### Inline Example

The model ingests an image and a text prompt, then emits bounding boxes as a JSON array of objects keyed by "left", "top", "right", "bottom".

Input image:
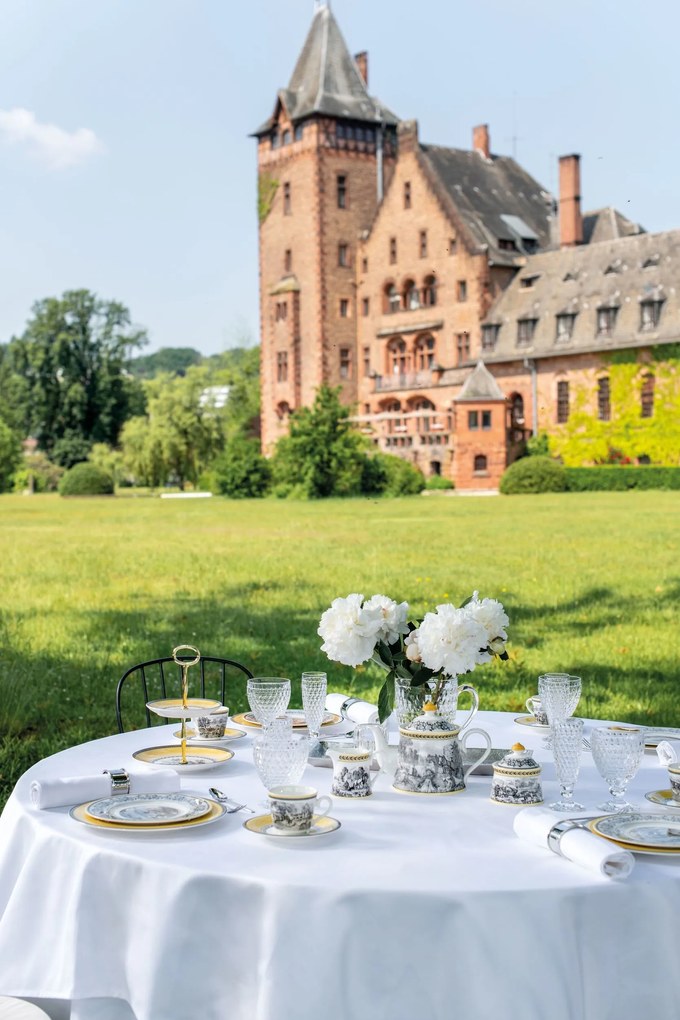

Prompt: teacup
[
  {"left": 268, "top": 785, "right": 332, "bottom": 833},
  {"left": 525, "top": 696, "right": 548, "bottom": 726},
  {"left": 668, "top": 764, "right": 680, "bottom": 802},
  {"left": 195, "top": 710, "right": 229, "bottom": 739}
]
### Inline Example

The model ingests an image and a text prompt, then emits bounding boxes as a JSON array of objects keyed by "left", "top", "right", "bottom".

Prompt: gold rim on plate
[
  {"left": 513, "top": 715, "right": 550, "bottom": 730},
  {"left": 70, "top": 798, "right": 227, "bottom": 832},
  {"left": 231, "top": 710, "right": 342, "bottom": 729},
  {"left": 243, "top": 813, "right": 341, "bottom": 837},
  {"left": 587, "top": 813, "right": 680, "bottom": 854},
  {"left": 172, "top": 727, "right": 246, "bottom": 742},
  {"left": 132, "top": 744, "right": 234, "bottom": 769}
]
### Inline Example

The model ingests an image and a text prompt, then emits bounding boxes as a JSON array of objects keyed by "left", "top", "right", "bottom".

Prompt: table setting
[{"left": 1, "top": 595, "right": 680, "bottom": 1020}]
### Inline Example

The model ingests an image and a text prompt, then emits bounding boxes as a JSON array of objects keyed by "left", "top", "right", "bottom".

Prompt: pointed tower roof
[
  {"left": 455, "top": 361, "right": 507, "bottom": 402},
  {"left": 253, "top": 5, "right": 398, "bottom": 134}
]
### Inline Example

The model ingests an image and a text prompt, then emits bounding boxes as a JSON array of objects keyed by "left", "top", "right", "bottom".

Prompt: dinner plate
[
  {"left": 231, "top": 710, "right": 342, "bottom": 729},
  {"left": 146, "top": 698, "right": 222, "bottom": 720},
  {"left": 86, "top": 792, "right": 212, "bottom": 826},
  {"left": 243, "top": 813, "right": 341, "bottom": 838},
  {"left": 70, "top": 798, "right": 227, "bottom": 832},
  {"left": 645, "top": 789, "right": 680, "bottom": 808},
  {"left": 642, "top": 727, "right": 680, "bottom": 748},
  {"left": 514, "top": 715, "right": 550, "bottom": 732},
  {"left": 588, "top": 812, "right": 680, "bottom": 853},
  {"left": 132, "top": 744, "right": 234, "bottom": 772},
  {"left": 172, "top": 727, "right": 247, "bottom": 743}
]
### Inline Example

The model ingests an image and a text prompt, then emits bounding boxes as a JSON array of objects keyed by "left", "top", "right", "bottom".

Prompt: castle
[{"left": 253, "top": 4, "right": 679, "bottom": 490}]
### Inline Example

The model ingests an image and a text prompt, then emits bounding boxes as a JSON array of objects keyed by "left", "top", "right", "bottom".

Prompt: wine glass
[
  {"left": 550, "top": 717, "right": 584, "bottom": 812},
  {"left": 590, "top": 726, "right": 644, "bottom": 813},
  {"left": 247, "top": 678, "right": 291, "bottom": 728},
  {"left": 301, "top": 672, "right": 327, "bottom": 755},
  {"left": 538, "top": 674, "right": 581, "bottom": 748}
]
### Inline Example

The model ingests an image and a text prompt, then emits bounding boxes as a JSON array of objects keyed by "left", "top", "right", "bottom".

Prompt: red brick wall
[{"left": 452, "top": 400, "right": 507, "bottom": 490}]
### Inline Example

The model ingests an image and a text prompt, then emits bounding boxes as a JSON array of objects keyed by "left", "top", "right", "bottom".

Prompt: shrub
[
  {"left": 59, "top": 463, "right": 114, "bottom": 496},
  {"left": 212, "top": 440, "right": 271, "bottom": 498},
  {"left": 362, "top": 453, "right": 425, "bottom": 497},
  {"left": 565, "top": 466, "right": 680, "bottom": 491},
  {"left": 425, "top": 475, "right": 454, "bottom": 491},
  {"left": 526, "top": 431, "right": 550, "bottom": 457},
  {"left": 500, "top": 456, "right": 567, "bottom": 495},
  {"left": 12, "top": 452, "right": 64, "bottom": 493}
]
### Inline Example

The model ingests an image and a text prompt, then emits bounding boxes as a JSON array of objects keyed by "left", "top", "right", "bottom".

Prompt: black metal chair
[{"left": 115, "top": 654, "right": 254, "bottom": 732}]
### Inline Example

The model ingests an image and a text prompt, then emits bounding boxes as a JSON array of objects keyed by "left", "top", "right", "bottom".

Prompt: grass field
[{"left": 0, "top": 490, "right": 679, "bottom": 806}]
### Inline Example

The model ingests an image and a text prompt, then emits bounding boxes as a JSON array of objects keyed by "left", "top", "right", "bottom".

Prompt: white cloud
[{"left": 0, "top": 107, "right": 104, "bottom": 170}]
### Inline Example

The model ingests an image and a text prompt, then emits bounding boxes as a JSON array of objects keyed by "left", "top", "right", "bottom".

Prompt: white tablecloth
[{"left": 0, "top": 712, "right": 679, "bottom": 1020}]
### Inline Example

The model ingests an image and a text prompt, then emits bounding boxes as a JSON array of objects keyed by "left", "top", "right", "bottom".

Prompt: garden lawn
[{"left": 0, "top": 490, "right": 678, "bottom": 806}]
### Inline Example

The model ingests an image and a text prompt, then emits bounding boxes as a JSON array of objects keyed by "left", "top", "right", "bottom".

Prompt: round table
[{"left": 0, "top": 712, "right": 678, "bottom": 1020}]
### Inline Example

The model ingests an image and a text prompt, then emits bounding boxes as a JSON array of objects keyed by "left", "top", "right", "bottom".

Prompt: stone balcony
[{"left": 374, "top": 370, "right": 434, "bottom": 392}]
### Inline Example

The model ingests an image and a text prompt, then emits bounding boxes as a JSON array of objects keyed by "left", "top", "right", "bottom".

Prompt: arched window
[
  {"left": 430, "top": 460, "right": 442, "bottom": 476},
  {"left": 414, "top": 334, "right": 436, "bottom": 371},
  {"left": 509, "top": 394, "right": 525, "bottom": 426},
  {"left": 403, "top": 279, "right": 420, "bottom": 310},
  {"left": 384, "top": 283, "right": 400, "bottom": 314},
  {"left": 411, "top": 397, "right": 435, "bottom": 433},
  {"left": 386, "top": 337, "right": 407, "bottom": 375},
  {"left": 474, "top": 454, "right": 488, "bottom": 474},
  {"left": 276, "top": 401, "right": 291, "bottom": 421},
  {"left": 381, "top": 399, "right": 403, "bottom": 435},
  {"left": 422, "top": 275, "right": 437, "bottom": 307}
]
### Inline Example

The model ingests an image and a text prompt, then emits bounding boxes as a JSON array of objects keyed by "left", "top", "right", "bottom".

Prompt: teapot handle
[
  {"left": 454, "top": 684, "right": 479, "bottom": 733},
  {"left": 460, "top": 728, "right": 492, "bottom": 784}
]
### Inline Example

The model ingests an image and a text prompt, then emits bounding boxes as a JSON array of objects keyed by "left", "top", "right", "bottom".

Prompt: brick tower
[{"left": 253, "top": 3, "right": 398, "bottom": 451}]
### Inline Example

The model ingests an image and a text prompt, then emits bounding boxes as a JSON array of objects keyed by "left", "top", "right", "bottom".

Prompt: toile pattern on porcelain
[
  {"left": 327, "top": 741, "right": 378, "bottom": 797},
  {"left": 490, "top": 743, "right": 543, "bottom": 805},
  {"left": 393, "top": 700, "right": 491, "bottom": 795}
]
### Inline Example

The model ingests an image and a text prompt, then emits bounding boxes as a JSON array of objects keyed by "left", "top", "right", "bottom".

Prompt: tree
[
  {"left": 271, "top": 386, "right": 368, "bottom": 498},
  {"left": 127, "top": 347, "right": 203, "bottom": 379},
  {"left": 212, "top": 439, "right": 271, "bottom": 497},
  {"left": 4, "top": 290, "right": 146, "bottom": 454},
  {"left": 0, "top": 418, "right": 21, "bottom": 492}
]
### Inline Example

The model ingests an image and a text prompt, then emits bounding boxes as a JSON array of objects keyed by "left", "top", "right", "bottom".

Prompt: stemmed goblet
[
  {"left": 550, "top": 717, "right": 584, "bottom": 812},
  {"left": 301, "top": 671, "right": 327, "bottom": 758},
  {"left": 538, "top": 674, "right": 581, "bottom": 748},
  {"left": 590, "top": 726, "right": 645, "bottom": 813},
  {"left": 247, "top": 678, "right": 291, "bottom": 729}
]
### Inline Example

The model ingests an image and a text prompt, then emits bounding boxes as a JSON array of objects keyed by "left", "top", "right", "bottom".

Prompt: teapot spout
[{"left": 365, "top": 723, "right": 398, "bottom": 777}]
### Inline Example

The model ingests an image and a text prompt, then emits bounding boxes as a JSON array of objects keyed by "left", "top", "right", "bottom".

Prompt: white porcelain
[
  {"left": 668, "top": 763, "right": 680, "bottom": 801},
  {"left": 86, "top": 793, "right": 212, "bottom": 826},
  {"left": 195, "top": 710, "right": 229, "bottom": 739},
  {"left": 393, "top": 698, "right": 491, "bottom": 795},
  {"left": 146, "top": 698, "right": 222, "bottom": 720},
  {"left": 525, "top": 696, "right": 548, "bottom": 726},
  {"left": 268, "top": 785, "right": 332, "bottom": 832},
  {"left": 490, "top": 743, "right": 543, "bottom": 806},
  {"left": 326, "top": 739, "right": 379, "bottom": 798}
]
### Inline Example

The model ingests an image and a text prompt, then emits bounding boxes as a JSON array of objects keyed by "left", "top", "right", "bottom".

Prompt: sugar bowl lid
[{"left": 493, "top": 743, "right": 541, "bottom": 776}]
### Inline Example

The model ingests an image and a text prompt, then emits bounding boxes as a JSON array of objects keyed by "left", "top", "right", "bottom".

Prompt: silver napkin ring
[
  {"left": 103, "top": 768, "right": 130, "bottom": 795},
  {"left": 547, "top": 819, "right": 584, "bottom": 857},
  {"left": 340, "top": 697, "right": 361, "bottom": 717}
]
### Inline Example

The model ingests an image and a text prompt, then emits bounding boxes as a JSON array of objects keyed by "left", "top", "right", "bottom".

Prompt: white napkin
[
  {"left": 656, "top": 740, "right": 678, "bottom": 766},
  {"left": 513, "top": 807, "right": 635, "bottom": 880},
  {"left": 30, "top": 768, "right": 180, "bottom": 809}
]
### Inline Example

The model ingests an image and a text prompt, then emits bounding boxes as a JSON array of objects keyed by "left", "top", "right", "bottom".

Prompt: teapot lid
[
  {"left": 402, "top": 701, "right": 458, "bottom": 737},
  {"left": 493, "top": 743, "right": 541, "bottom": 775}
]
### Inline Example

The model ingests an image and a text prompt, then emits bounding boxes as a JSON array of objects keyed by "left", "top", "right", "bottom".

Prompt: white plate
[
  {"left": 132, "top": 744, "right": 234, "bottom": 773},
  {"left": 71, "top": 798, "right": 227, "bottom": 832},
  {"left": 231, "top": 710, "right": 341, "bottom": 730},
  {"left": 86, "top": 792, "right": 212, "bottom": 826},
  {"left": 173, "top": 727, "right": 247, "bottom": 744},
  {"left": 514, "top": 715, "right": 550, "bottom": 732},
  {"left": 645, "top": 789, "right": 680, "bottom": 809},
  {"left": 589, "top": 812, "right": 680, "bottom": 852},
  {"left": 146, "top": 698, "right": 222, "bottom": 720},
  {"left": 243, "top": 813, "right": 341, "bottom": 838}
]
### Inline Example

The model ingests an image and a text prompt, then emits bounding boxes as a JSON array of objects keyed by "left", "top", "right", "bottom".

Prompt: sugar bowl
[{"left": 490, "top": 743, "right": 543, "bottom": 806}]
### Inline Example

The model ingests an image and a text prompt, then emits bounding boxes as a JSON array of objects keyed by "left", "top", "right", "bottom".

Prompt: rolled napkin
[
  {"left": 656, "top": 740, "right": 678, "bottom": 767},
  {"left": 30, "top": 768, "right": 180, "bottom": 810},
  {"left": 326, "top": 692, "right": 379, "bottom": 725},
  {"left": 513, "top": 806, "right": 635, "bottom": 880}
]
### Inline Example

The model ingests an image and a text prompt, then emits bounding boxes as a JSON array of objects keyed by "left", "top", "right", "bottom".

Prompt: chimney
[
  {"left": 397, "top": 119, "right": 419, "bottom": 154},
  {"left": 559, "top": 154, "right": 583, "bottom": 247},
  {"left": 354, "top": 51, "right": 368, "bottom": 86},
  {"left": 473, "top": 124, "right": 490, "bottom": 159}
]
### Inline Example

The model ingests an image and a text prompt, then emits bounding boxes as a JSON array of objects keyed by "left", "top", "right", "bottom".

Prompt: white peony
[
  {"left": 416, "top": 603, "right": 489, "bottom": 678},
  {"left": 404, "top": 628, "right": 422, "bottom": 663},
  {"left": 318, "top": 593, "right": 384, "bottom": 667},
  {"left": 364, "top": 594, "right": 410, "bottom": 645},
  {"left": 465, "top": 591, "right": 509, "bottom": 660}
]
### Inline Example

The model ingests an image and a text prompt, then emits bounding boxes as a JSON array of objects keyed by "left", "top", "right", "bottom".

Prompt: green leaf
[
  {"left": 410, "top": 665, "right": 436, "bottom": 686},
  {"left": 459, "top": 594, "right": 475, "bottom": 609},
  {"left": 376, "top": 639, "right": 394, "bottom": 668},
  {"left": 378, "top": 673, "right": 396, "bottom": 723}
]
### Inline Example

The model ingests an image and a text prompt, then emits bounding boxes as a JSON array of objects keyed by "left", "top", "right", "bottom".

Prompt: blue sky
[{"left": 1, "top": 0, "right": 679, "bottom": 356}]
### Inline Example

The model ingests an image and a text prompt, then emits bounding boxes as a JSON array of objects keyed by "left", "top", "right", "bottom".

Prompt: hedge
[
  {"left": 499, "top": 456, "right": 567, "bottom": 495},
  {"left": 58, "top": 463, "right": 114, "bottom": 496},
  {"left": 565, "top": 466, "right": 680, "bottom": 491}
]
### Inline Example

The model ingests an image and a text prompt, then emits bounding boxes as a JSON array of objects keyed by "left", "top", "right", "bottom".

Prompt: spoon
[{"left": 209, "top": 787, "right": 255, "bottom": 813}]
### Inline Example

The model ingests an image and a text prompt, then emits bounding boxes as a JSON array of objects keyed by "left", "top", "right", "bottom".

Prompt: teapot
[
  {"left": 325, "top": 738, "right": 380, "bottom": 798},
  {"left": 393, "top": 698, "right": 491, "bottom": 795},
  {"left": 361, "top": 723, "right": 399, "bottom": 780}
]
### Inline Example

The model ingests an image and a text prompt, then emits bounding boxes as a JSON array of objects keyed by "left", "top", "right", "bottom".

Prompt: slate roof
[
  {"left": 582, "top": 206, "right": 645, "bottom": 245},
  {"left": 253, "top": 5, "right": 398, "bottom": 135},
  {"left": 481, "top": 228, "right": 680, "bottom": 363},
  {"left": 455, "top": 361, "right": 507, "bottom": 402},
  {"left": 419, "top": 145, "right": 555, "bottom": 266}
]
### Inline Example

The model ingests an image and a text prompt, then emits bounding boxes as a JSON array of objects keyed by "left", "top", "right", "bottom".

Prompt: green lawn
[{"left": 0, "top": 490, "right": 678, "bottom": 805}]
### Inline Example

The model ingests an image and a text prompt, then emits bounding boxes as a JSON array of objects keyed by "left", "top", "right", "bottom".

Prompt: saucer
[
  {"left": 132, "top": 744, "right": 234, "bottom": 773},
  {"left": 231, "top": 710, "right": 341, "bottom": 730},
  {"left": 514, "top": 715, "right": 550, "bottom": 731},
  {"left": 243, "top": 813, "right": 341, "bottom": 838},
  {"left": 173, "top": 727, "right": 246, "bottom": 743},
  {"left": 645, "top": 789, "right": 680, "bottom": 808}
]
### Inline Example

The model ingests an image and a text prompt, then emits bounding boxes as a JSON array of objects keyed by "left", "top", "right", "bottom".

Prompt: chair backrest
[{"left": 115, "top": 655, "right": 254, "bottom": 732}]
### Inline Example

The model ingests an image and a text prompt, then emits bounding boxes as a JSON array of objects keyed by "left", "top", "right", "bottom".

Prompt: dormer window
[
  {"left": 556, "top": 313, "right": 576, "bottom": 342},
  {"left": 642, "top": 254, "right": 660, "bottom": 269},
  {"left": 563, "top": 271, "right": 579, "bottom": 282},
  {"left": 517, "top": 318, "right": 537, "bottom": 346},
  {"left": 498, "top": 239, "right": 518, "bottom": 251},
  {"left": 271, "top": 130, "right": 280, "bottom": 150},
  {"left": 597, "top": 307, "right": 618, "bottom": 336},
  {"left": 640, "top": 299, "right": 664, "bottom": 331},
  {"left": 604, "top": 260, "right": 623, "bottom": 275},
  {"left": 520, "top": 275, "right": 539, "bottom": 290}
]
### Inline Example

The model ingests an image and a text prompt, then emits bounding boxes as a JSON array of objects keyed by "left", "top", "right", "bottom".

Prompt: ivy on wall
[
  {"left": 548, "top": 349, "right": 680, "bottom": 466},
  {"left": 257, "top": 173, "right": 280, "bottom": 225}
]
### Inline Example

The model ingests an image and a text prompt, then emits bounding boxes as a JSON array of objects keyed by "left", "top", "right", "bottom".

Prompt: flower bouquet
[{"left": 318, "top": 592, "right": 509, "bottom": 722}]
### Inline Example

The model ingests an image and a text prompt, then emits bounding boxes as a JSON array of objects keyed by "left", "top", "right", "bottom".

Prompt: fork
[{"left": 582, "top": 737, "right": 591, "bottom": 751}]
